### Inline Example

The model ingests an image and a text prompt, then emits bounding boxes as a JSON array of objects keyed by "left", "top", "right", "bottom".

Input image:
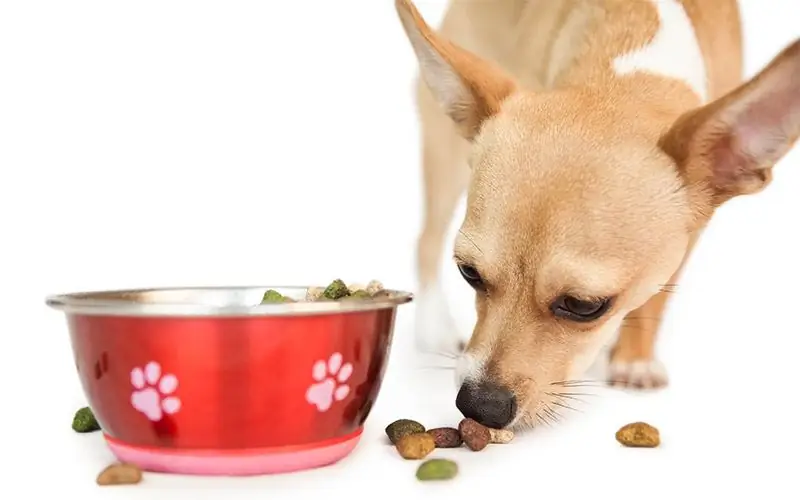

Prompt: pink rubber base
[{"left": 103, "top": 428, "right": 363, "bottom": 476}]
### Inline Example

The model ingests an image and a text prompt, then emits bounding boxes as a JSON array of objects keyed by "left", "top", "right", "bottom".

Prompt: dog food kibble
[
  {"left": 265, "top": 280, "right": 391, "bottom": 304},
  {"left": 615, "top": 422, "right": 660, "bottom": 448},
  {"left": 366, "top": 279, "right": 385, "bottom": 295},
  {"left": 427, "top": 427, "right": 462, "bottom": 448},
  {"left": 261, "top": 289, "right": 294, "bottom": 303},
  {"left": 385, "top": 419, "right": 426, "bottom": 444},
  {"left": 488, "top": 428, "right": 514, "bottom": 444},
  {"left": 343, "top": 289, "right": 372, "bottom": 300},
  {"left": 72, "top": 406, "right": 100, "bottom": 433},
  {"left": 347, "top": 282, "right": 367, "bottom": 292},
  {"left": 305, "top": 286, "right": 325, "bottom": 301},
  {"left": 322, "top": 279, "right": 350, "bottom": 300},
  {"left": 96, "top": 463, "right": 143, "bottom": 486},
  {"left": 416, "top": 458, "right": 459, "bottom": 481},
  {"left": 395, "top": 432, "right": 436, "bottom": 460},
  {"left": 458, "top": 418, "right": 491, "bottom": 451}
]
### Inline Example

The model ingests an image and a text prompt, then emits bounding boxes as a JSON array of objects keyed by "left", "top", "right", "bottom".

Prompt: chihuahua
[{"left": 396, "top": 0, "right": 800, "bottom": 430}]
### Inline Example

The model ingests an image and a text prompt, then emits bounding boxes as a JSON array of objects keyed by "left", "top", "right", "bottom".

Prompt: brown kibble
[
  {"left": 615, "top": 422, "right": 660, "bottom": 448},
  {"left": 458, "top": 418, "right": 490, "bottom": 451},
  {"left": 488, "top": 427, "right": 514, "bottom": 444},
  {"left": 428, "top": 427, "right": 462, "bottom": 448},
  {"left": 96, "top": 463, "right": 143, "bottom": 486},
  {"left": 395, "top": 432, "right": 436, "bottom": 460}
]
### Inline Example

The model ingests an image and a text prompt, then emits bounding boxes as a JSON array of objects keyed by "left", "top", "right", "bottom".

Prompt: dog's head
[{"left": 396, "top": 0, "right": 800, "bottom": 429}]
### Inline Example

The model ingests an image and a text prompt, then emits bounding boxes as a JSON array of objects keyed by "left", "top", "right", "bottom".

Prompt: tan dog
[{"left": 396, "top": 0, "right": 800, "bottom": 430}]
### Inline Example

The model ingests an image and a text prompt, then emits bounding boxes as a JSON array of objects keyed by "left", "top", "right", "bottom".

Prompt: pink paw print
[
  {"left": 130, "top": 361, "right": 181, "bottom": 421},
  {"left": 305, "top": 353, "right": 353, "bottom": 412}
]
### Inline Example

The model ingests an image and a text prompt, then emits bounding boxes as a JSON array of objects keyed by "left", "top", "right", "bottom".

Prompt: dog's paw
[{"left": 607, "top": 358, "right": 668, "bottom": 390}]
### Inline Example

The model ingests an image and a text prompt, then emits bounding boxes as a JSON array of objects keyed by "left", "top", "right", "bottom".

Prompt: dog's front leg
[
  {"left": 413, "top": 80, "right": 471, "bottom": 356},
  {"left": 607, "top": 231, "right": 702, "bottom": 389},
  {"left": 607, "top": 290, "right": 671, "bottom": 389}
]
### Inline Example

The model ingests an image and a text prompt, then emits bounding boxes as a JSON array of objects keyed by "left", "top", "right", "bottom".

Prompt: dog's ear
[
  {"left": 395, "top": 0, "right": 518, "bottom": 140},
  {"left": 662, "top": 39, "right": 800, "bottom": 207}
]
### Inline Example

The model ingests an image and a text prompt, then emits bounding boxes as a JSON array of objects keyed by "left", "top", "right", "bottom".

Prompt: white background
[{"left": 1, "top": 0, "right": 799, "bottom": 498}]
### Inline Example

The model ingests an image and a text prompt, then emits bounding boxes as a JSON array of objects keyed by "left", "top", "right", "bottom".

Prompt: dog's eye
[
  {"left": 551, "top": 295, "right": 612, "bottom": 322},
  {"left": 457, "top": 263, "right": 484, "bottom": 290}
]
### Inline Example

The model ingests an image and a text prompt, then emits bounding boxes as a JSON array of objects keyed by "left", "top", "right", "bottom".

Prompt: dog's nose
[{"left": 455, "top": 381, "right": 517, "bottom": 429}]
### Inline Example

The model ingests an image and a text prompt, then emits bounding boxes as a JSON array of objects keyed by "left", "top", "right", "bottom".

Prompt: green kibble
[
  {"left": 261, "top": 289, "right": 290, "bottom": 303},
  {"left": 72, "top": 406, "right": 100, "bottom": 433},
  {"left": 385, "top": 419, "right": 426, "bottom": 444},
  {"left": 416, "top": 459, "right": 459, "bottom": 481},
  {"left": 343, "top": 289, "right": 371, "bottom": 300},
  {"left": 322, "top": 279, "right": 350, "bottom": 300}
]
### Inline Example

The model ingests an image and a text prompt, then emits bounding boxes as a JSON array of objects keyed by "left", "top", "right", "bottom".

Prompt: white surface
[{"left": 1, "top": 0, "right": 799, "bottom": 498}]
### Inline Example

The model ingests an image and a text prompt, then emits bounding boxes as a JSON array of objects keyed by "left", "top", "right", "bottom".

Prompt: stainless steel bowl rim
[{"left": 45, "top": 285, "right": 414, "bottom": 317}]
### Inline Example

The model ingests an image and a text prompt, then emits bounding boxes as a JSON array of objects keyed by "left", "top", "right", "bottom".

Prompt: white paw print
[
  {"left": 305, "top": 353, "right": 353, "bottom": 412},
  {"left": 130, "top": 361, "right": 181, "bottom": 421}
]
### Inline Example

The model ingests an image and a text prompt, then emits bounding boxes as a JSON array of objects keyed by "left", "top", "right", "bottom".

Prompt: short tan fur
[{"left": 396, "top": 0, "right": 800, "bottom": 429}]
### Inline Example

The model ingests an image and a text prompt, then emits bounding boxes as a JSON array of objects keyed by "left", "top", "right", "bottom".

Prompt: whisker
[
  {"left": 537, "top": 407, "right": 557, "bottom": 426},
  {"left": 555, "top": 391, "right": 598, "bottom": 398},
  {"left": 550, "top": 379, "right": 605, "bottom": 388},
  {"left": 458, "top": 229, "right": 483, "bottom": 255},
  {"left": 547, "top": 392, "right": 588, "bottom": 404},
  {"left": 419, "top": 349, "right": 458, "bottom": 360},
  {"left": 546, "top": 406, "right": 560, "bottom": 423},
  {"left": 550, "top": 379, "right": 595, "bottom": 385},
  {"left": 538, "top": 413, "right": 552, "bottom": 426},
  {"left": 557, "top": 388, "right": 603, "bottom": 394},
  {"left": 415, "top": 365, "right": 455, "bottom": 371},
  {"left": 551, "top": 401, "right": 582, "bottom": 413},
  {"left": 555, "top": 384, "right": 603, "bottom": 389}
]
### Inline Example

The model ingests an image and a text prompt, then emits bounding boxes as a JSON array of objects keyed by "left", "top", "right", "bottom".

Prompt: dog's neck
[
  {"left": 608, "top": 0, "right": 707, "bottom": 103},
  {"left": 518, "top": 0, "right": 708, "bottom": 135}
]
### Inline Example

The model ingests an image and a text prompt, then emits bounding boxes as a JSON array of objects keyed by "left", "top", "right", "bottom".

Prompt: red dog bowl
[{"left": 46, "top": 286, "right": 412, "bottom": 476}]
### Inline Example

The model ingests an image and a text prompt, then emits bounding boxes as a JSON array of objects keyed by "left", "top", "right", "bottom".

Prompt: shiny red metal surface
[{"left": 67, "top": 309, "right": 397, "bottom": 450}]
